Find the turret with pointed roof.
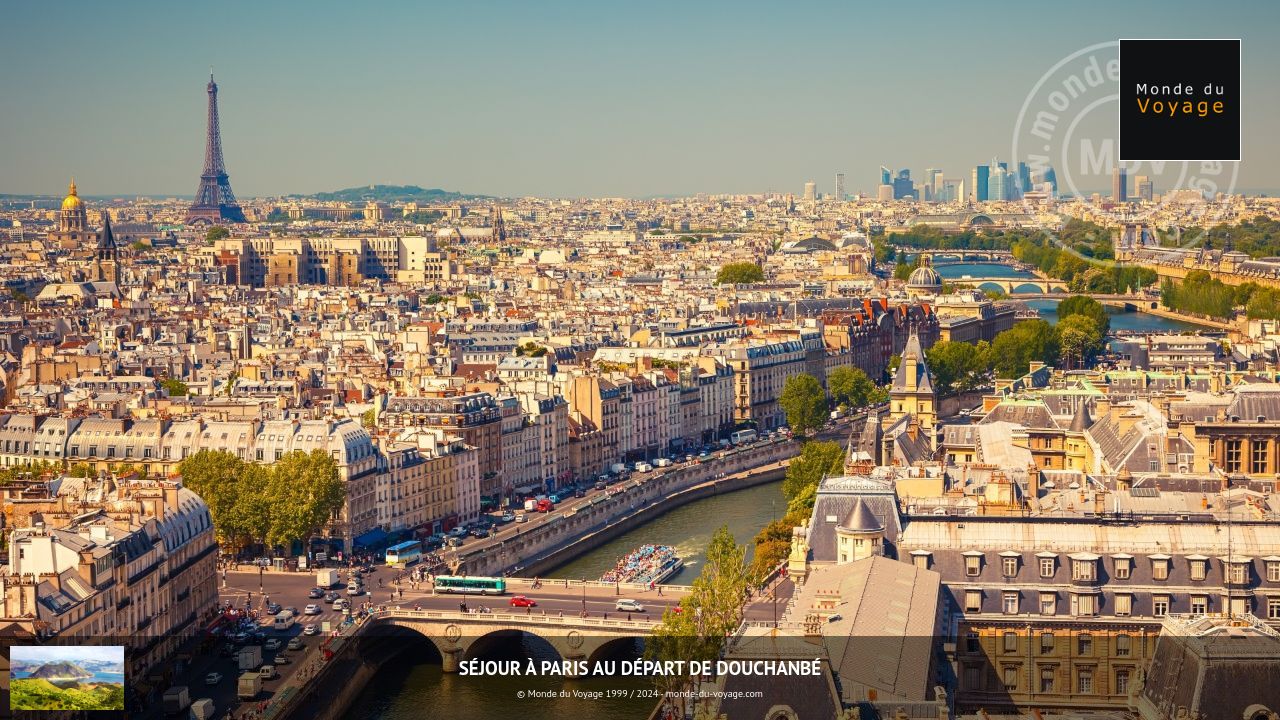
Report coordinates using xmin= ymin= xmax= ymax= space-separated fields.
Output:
xmin=886 ymin=329 xmax=937 ymax=439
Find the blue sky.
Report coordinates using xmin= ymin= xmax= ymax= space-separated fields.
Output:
xmin=1 ymin=0 xmax=1276 ymax=198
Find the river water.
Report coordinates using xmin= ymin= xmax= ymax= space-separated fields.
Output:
xmin=343 ymin=480 xmax=785 ymax=720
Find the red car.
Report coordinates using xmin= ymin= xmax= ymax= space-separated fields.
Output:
xmin=509 ymin=595 xmax=537 ymax=608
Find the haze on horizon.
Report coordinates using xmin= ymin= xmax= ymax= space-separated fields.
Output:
xmin=1 ymin=0 xmax=1277 ymax=199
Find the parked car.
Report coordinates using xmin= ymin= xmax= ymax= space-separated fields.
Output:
xmin=205 ymin=672 xmax=223 ymax=686
xmin=500 ymin=512 xmax=515 ymax=523
xmin=509 ymin=595 xmax=537 ymax=608
xmin=615 ymin=599 xmax=644 ymax=612
xmin=514 ymin=513 xmax=527 ymax=524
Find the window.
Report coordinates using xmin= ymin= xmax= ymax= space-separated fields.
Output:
xmin=965 ymin=590 xmax=982 ymax=612
xmin=965 ymin=555 xmax=982 ymax=577
xmin=1268 ymin=561 xmax=1280 ymax=583
xmin=1228 ymin=563 xmax=1248 ymax=584
xmin=1039 ymin=666 xmax=1055 ymax=693
xmin=1116 ymin=633 xmax=1132 ymax=657
xmin=1267 ymin=597 xmax=1280 ymax=620
xmin=1253 ymin=440 xmax=1269 ymax=474
xmin=913 ymin=554 xmax=929 ymax=570
xmin=965 ymin=632 xmax=980 ymax=653
xmin=1115 ymin=558 xmax=1131 ymax=579
xmin=1002 ymin=665 xmax=1020 ymax=691
xmin=1152 ymin=559 xmax=1169 ymax=581
xmin=1115 ymin=594 xmax=1132 ymax=617
xmin=1077 ymin=667 xmax=1094 ymax=694
xmin=1115 ymin=669 xmax=1130 ymax=694
xmin=1002 ymin=556 xmax=1019 ymax=577
xmin=1003 ymin=591 xmax=1020 ymax=615
xmin=1231 ymin=596 xmax=1249 ymax=616
xmin=1190 ymin=596 xmax=1208 ymax=614
xmin=1072 ymin=560 xmax=1095 ymax=581
xmin=1190 ymin=559 xmax=1207 ymax=581
xmin=1071 ymin=593 xmax=1096 ymax=617
xmin=1040 ymin=592 xmax=1057 ymax=616
xmin=963 ymin=665 xmax=982 ymax=690
xmin=1040 ymin=632 xmax=1055 ymax=654
xmin=1003 ymin=631 xmax=1019 ymax=652
xmin=1039 ymin=557 xmax=1055 ymax=578
xmin=1226 ymin=439 xmax=1243 ymax=472
xmin=1154 ymin=595 xmax=1170 ymax=617
xmin=1078 ymin=633 xmax=1093 ymax=656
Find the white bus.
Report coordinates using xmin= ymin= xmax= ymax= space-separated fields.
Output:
xmin=730 ymin=429 xmax=758 ymax=445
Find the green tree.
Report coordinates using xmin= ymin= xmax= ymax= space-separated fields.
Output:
xmin=264 ymin=450 xmax=345 ymax=548
xmin=361 ymin=409 xmax=376 ymax=429
xmin=646 ymin=526 xmax=750 ymax=718
xmin=205 ymin=226 xmax=230 ymax=243
xmin=827 ymin=367 xmax=878 ymax=410
xmin=781 ymin=441 xmax=845 ymax=514
xmin=990 ymin=320 xmax=1060 ymax=378
xmin=425 ymin=293 xmax=444 ymax=305
xmin=179 ymin=450 xmax=253 ymax=548
xmin=1057 ymin=295 xmax=1111 ymax=336
xmin=714 ymin=262 xmax=764 ymax=285
xmin=778 ymin=373 xmax=828 ymax=435
xmin=160 ymin=378 xmax=189 ymax=397
xmin=68 ymin=463 xmax=95 ymax=478
xmin=926 ymin=341 xmax=992 ymax=394
xmin=1057 ymin=314 xmax=1104 ymax=369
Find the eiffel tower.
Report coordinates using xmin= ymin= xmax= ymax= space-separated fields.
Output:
xmin=185 ymin=72 xmax=246 ymax=225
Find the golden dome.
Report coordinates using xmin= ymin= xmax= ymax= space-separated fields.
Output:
xmin=61 ymin=179 xmax=83 ymax=210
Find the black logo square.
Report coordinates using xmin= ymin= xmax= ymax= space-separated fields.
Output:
xmin=1119 ymin=39 xmax=1240 ymax=161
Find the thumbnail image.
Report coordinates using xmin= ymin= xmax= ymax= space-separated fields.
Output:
xmin=9 ymin=646 xmax=124 ymax=711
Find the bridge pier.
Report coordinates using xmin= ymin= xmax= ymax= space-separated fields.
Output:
xmin=441 ymin=647 xmax=463 ymax=673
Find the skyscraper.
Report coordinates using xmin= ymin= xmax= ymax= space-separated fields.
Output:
xmin=880 ymin=166 xmax=892 ymax=187
xmin=803 ymin=182 xmax=817 ymax=203
xmin=1112 ymin=167 xmax=1127 ymax=202
xmin=892 ymin=169 xmax=914 ymax=200
xmin=988 ymin=165 xmax=1008 ymax=202
xmin=1135 ymin=175 xmax=1154 ymax=201
xmin=1043 ymin=166 xmax=1058 ymax=193
xmin=834 ymin=173 xmax=845 ymax=201
xmin=1017 ymin=162 xmax=1031 ymax=198
xmin=971 ymin=165 xmax=990 ymax=202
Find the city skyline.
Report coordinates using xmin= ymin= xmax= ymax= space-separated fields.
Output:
xmin=1 ymin=0 xmax=1277 ymax=199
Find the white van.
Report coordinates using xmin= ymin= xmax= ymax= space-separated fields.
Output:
xmin=346 ymin=581 xmax=364 ymax=596
xmin=273 ymin=611 xmax=294 ymax=631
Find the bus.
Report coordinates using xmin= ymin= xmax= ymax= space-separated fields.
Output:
xmin=385 ymin=541 xmax=423 ymax=567
xmin=730 ymin=429 xmax=758 ymax=445
xmin=433 ymin=576 xmax=507 ymax=595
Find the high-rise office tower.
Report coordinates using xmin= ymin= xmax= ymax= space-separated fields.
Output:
xmin=972 ymin=165 xmax=990 ymax=202
xmin=835 ymin=173 xmax=845 ymax=201
xmin=1043 ymin=166 xmax=1058 ymax=193
xmin=892 ymin=169 xmax=914 ymax=200
xmin=1017 ymin=162 xmax=1031 ymax=197
xmin=880 ymin=166 xmax=892 ymax=186
xmin=803 ymin=181 xmax=817 ymax=203
xmin=1112 ymin=167 xmax=1127 ymax=202
xmin=1135 ymin=175 xmax=1154 ymax=201
xmin=930 ymin=171 xmax=945 ymax=200
xmin=988 ymin=165 xmax=1008 ymax=202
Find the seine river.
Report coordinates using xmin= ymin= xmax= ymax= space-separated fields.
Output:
xmin=343 ymin=480 xmax=785 ymax=720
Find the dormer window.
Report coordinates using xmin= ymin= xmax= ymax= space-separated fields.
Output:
xmin=1188 ymin=555 xmax=1209 ymax=581
xmin=1070 ymin=553 xmax=1099 ymax=581
xmin=1000 ymin=552 xmax=1020 ymax=578
xmin=963 ymin=551 xmax=983 ymax=577
xmin=1151 ymin=554 xmax=1171 ymax=581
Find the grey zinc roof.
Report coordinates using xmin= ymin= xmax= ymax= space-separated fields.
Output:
xmin=890 ymin=332 xmax=933 ymax=395
xmin=840 ymin=498 xmax=883 ymax=532
xmin=807 ymin=475 xmax=901 ymax=562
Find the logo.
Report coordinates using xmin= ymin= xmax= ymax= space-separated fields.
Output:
xmin=1012 ymin=41 xmax=1238 ymax=252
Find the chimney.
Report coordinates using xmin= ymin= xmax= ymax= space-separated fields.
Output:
xmin=1095 ymin=397 xmax=1111 ymax=420
xmin=77 ymin=550 xmax=95 ymax=586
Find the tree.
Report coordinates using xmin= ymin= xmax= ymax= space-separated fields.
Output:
xmin=424 ymin=294 xmax=444 ymax=305
xmin=160 ymin=378 xmax=189 ymax=397
xmin=179 ymin=450 xmax=251 ymax=548
xmin=926 ymin=341 xmax=991 ymax=395
xmin=647 ymin=526 xmax=750 ymax=719
xmin=990 ymin=320 xmax=1060 ymax=378
xmin=827 ymin=367 xmax=878 ymax=410
xmin=205 ymin=226 xmax=230 ymax=243
xmin=714 ymin=262 xmax=764 ymax=285
xmin=361 ymin=409 xmax=376 ymax=429
xmin=781 ymin=441 xmax=845 ymax=513
xmin=1057 ymin=314 xmax=1104 ymax=369
xmin=778 ymin=374 xmax=827 ymax=435
xmin=1058 ymin=295 xmax=1110 ymax=336
xmin=264 ymin=450 xmax=345 ymax=548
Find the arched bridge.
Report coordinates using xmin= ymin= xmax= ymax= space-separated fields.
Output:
xmin=891 ymin=248 xmax=1014 ymax=263
xmin=360 ymin=608 xmax=657 ymax=675
xmin=947 ymin=277 xmax=1070 ymax=294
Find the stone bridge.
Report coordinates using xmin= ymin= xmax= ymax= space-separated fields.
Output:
xmin=949 ymin=277 xmax=1070 ymax=294
xmin=891 ymin=247 xmax=1014 ymax=262
xmin=356 ymin=608 xmax=658 ymax=675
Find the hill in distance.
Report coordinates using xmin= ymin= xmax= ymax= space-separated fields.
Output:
xmin=298 ymin=185 xmax=490 ymax=203
xmin=28 ymin=661 xmax=92 ymax=680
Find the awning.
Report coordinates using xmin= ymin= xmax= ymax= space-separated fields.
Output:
xmin=353 ymin=527 xmax=388 ymax=548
